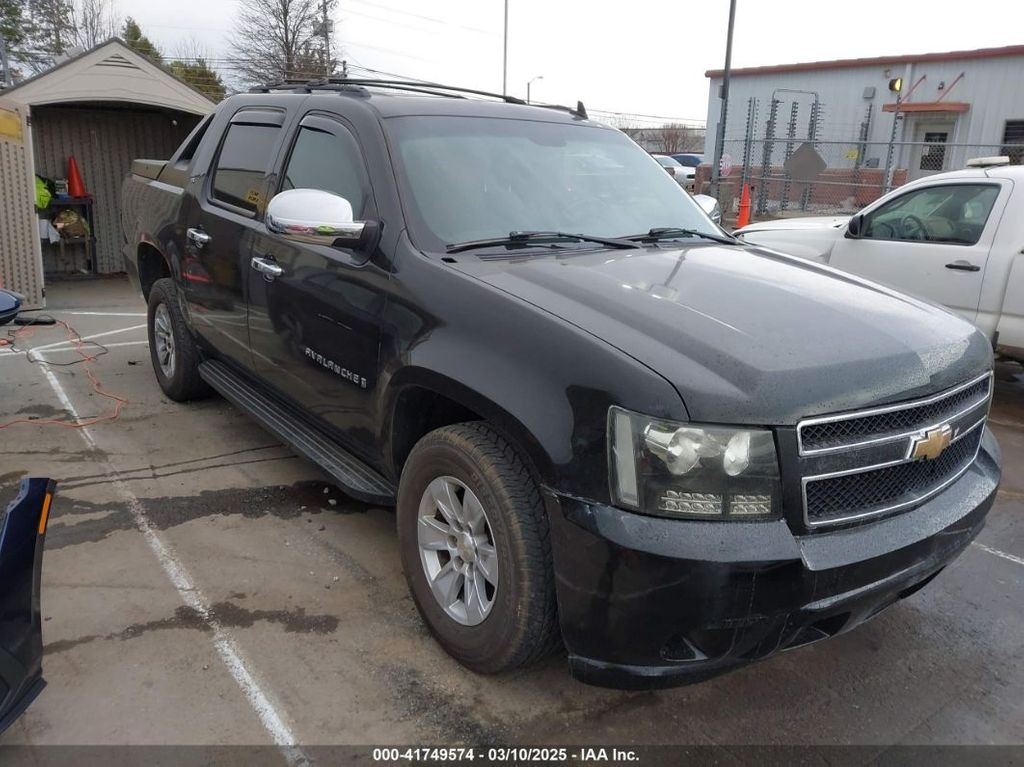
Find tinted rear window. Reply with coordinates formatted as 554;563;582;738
212;123;281;213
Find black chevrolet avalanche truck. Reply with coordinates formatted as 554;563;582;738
121;80;1001;689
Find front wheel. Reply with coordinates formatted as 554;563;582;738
396;422;560;673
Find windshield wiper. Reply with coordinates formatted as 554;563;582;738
446;230;640;254
624;227;739;246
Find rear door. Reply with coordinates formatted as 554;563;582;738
0;479;54;734
247;112;388;458
829;181;1009;322
182;107;288;370
0;97;45;309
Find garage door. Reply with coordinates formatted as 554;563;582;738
0;97;45;308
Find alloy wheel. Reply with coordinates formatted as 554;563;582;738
153;302;176;379
417;476;499;626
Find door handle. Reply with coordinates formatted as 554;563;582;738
945;260;980;272
186;227;211;248
250;256;283;279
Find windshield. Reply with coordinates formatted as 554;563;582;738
655;155;681;167
385;115;716;252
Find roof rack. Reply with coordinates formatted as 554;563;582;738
248;77;590;119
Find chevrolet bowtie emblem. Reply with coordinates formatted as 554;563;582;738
910;424;953;461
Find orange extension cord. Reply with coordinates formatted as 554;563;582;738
0;318;129;430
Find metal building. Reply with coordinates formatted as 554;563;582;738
702;44;1024;214
0;39;213;307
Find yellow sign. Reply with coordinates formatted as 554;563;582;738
0;107;24;144
911;425;953;461
844;149;859;161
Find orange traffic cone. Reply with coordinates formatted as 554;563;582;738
67;155;87;198
735;183;752;228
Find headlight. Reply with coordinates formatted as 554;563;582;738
608;407;780;520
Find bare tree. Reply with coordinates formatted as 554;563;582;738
229;0;337;85
659;123;698;155
72;0;119;49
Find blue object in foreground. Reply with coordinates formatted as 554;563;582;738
0;478;55;735
0;289;22;326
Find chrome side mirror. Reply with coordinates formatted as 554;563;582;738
266;188;366;246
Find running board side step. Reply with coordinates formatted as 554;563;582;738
199;360;396;505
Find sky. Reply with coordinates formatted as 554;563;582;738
127;0;1024;126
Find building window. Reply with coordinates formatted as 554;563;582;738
1002;120;1024;165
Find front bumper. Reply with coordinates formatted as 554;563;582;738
546;428;1000;689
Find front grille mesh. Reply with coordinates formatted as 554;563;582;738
800;377;990;452
805;427;983;523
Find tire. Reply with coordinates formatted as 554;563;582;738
397;422;560;673
147;277;210;401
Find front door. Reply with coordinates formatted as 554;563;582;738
247;112;388;458
830;180;1009;322
181;107;287;371
908;119;955;181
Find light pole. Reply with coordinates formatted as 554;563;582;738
502;0;509;95
526;75;543;103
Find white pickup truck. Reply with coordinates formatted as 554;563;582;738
735;160;1024;359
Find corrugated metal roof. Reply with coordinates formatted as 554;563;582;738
3;38;214;115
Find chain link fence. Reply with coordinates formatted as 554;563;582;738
697;94;1024;224
699;138;1024;223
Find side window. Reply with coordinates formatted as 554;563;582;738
280;122;370;218
173;114;212;167
862;184;999;245
211;123;281;213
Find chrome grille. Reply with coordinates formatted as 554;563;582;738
804;425;983;525
799;374;991;454
796;372;992;528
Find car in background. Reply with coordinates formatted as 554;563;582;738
693;192;721;225
671;153;703;172
734;159;1024;360
0;478;54;734
652;153;695;190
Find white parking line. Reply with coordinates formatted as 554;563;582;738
60;311;148;317
35;352;308;764
0;324;147;360
0;340;149;358
973;542;1024;568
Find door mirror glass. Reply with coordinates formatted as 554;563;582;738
846;213;862;238
266;188;366;246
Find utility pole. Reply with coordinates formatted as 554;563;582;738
321;0;332;76
502;0;508;95
0;34;11;87
710;0;737;195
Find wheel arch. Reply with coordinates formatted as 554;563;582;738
137;241;171;299
383;368;556;488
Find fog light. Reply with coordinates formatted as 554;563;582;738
659;490;723;515
730;494;772;515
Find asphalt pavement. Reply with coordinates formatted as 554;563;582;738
1;277;1022;754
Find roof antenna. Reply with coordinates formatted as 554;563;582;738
575;100;588;119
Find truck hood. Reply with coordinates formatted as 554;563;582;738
455;243;992;424
735;215;850;233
